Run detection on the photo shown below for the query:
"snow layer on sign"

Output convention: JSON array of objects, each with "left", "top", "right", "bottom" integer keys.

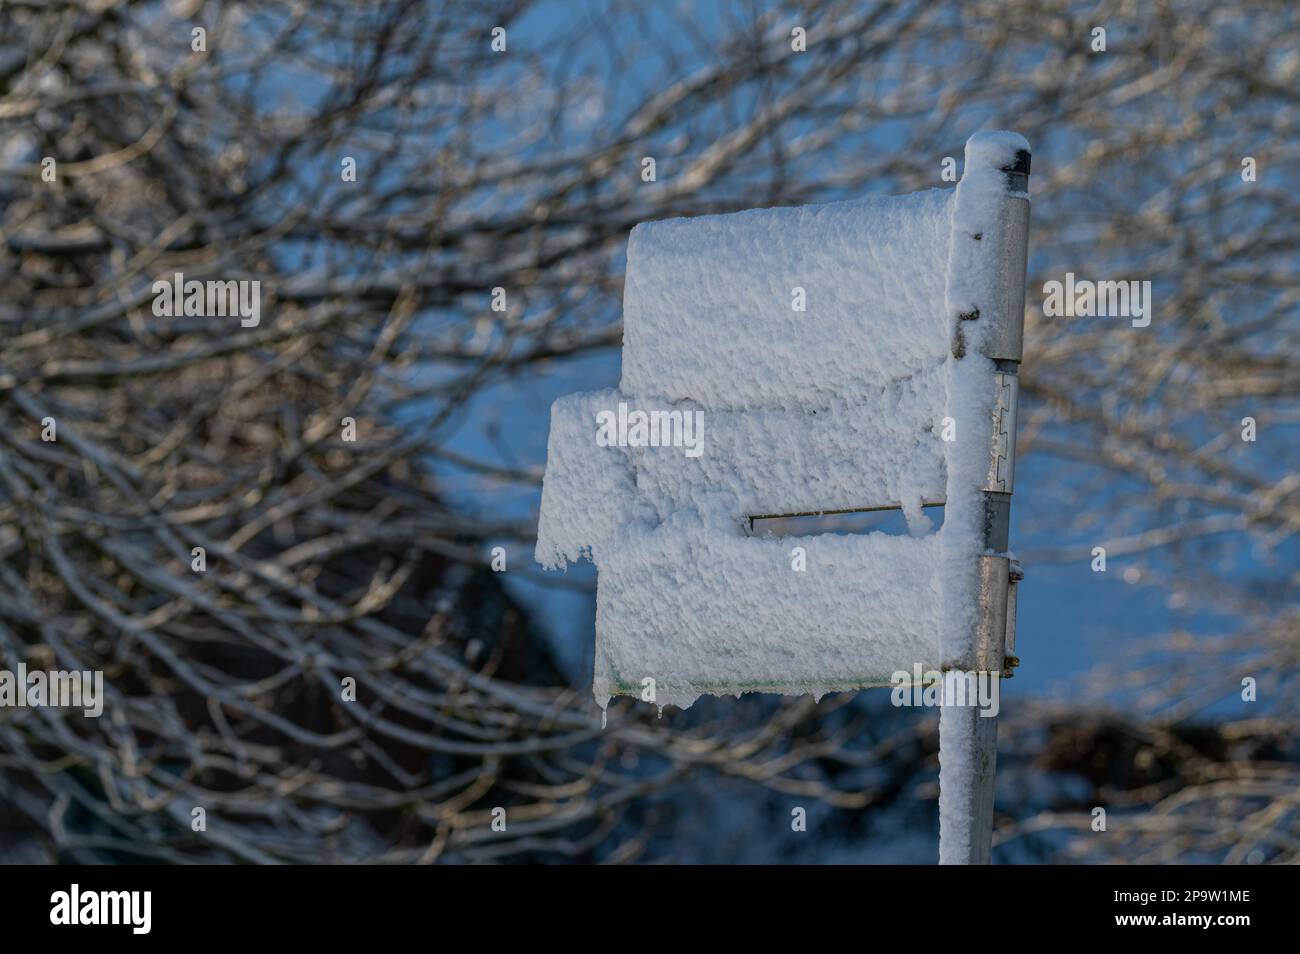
[
  {"left": 631, "top": 367, "right": 947, "bottom": 523},
  {"left": 620, "top": 189, "right": 955, "bottom": 411},
  {"left": 594, "top": 514, "right": 944, "bottom": 711},
  {"left": 534, "top": 131, "right": 1030, "bottom": 710},
  {"left": 534, "top": 390, "right": 639, "bottom": 570}
]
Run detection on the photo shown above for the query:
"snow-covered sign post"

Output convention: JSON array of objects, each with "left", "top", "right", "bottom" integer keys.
[{"left": 536, "top": 132, "right": 1031, "bottom": 864}]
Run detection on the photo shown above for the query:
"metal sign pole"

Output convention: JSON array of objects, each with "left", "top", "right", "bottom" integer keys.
[
  {"left": 939, "top": 145, "right": 1031, "bottom": 865},
  {"left": 536, "top": 131, "right": 1033, "bottom": 865}
]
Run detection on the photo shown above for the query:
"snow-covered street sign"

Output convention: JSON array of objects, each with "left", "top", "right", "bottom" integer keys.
[{"left": 536, "top": 132, "right": 1031, "bottom": 863}]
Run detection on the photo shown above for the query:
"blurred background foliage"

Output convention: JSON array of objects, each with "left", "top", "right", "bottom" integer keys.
[{"left": 0, "top": 0, "right": 1295, "bottom": 862}]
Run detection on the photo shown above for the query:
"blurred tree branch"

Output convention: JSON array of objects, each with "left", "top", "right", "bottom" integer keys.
[{"left": 0, "top": 0, "right": 1295, "bottom": 862}]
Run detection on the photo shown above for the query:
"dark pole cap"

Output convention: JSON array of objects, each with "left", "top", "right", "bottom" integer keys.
[
  {"left": 1001, "top": 149, "right": 1031, "bottom": 192},
  {"left": 1002, "top": 149, "right": 1032, "bottom": 175}
]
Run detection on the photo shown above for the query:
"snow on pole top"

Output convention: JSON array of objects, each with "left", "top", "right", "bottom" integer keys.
[
  {"left": 536, "top": 133, "right": 1030, "bottom": 711},
  {"left": 962, "top": 130, "right": 1031, "bottom": 176}
]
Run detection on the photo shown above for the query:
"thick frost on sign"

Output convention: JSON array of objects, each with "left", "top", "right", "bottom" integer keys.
[{"left": 536, "top": 132, "right": 1030, "bottom": 711}]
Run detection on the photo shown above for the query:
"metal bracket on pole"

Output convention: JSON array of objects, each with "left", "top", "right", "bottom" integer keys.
[
  {"left": 1004, "top": 558, "right": 1023, "bottom": 673},
  {"left": 940, "top": 143, "right": 1030, "bottom": 865}
]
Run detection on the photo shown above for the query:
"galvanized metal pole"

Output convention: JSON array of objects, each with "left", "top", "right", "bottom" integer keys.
[{"left": 938, "top": 143, "right": 1031, "bottom": 865}]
